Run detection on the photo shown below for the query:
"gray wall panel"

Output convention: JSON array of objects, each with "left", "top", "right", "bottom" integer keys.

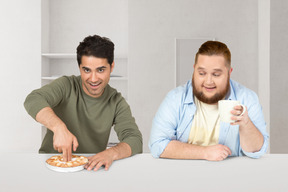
[{"left": 270, "top": 0, "right": 288, "bottom": 153}]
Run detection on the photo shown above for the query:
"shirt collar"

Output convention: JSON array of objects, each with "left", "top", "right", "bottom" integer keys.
[
  {"left": 225, "top": 79, "right": 236, "bottom": 100},
  {"left": 184, "top": 80, "right": 194, "bottom": 104}
]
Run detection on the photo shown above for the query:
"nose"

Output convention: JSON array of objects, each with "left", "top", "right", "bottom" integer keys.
[
  {"left": 205, "top": 74, "right": 214, "bottom": 85},
  {"left": 90, "top": 72, "right": 99, "bottom": 82}
]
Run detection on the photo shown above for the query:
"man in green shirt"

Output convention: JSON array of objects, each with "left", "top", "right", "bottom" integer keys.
[{"left": 24, "top": 35, "right": 143, "bottom": 171}]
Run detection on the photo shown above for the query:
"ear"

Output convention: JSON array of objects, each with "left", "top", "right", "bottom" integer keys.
[
  {"left": 110, "top": 62, "right": 115, "bottom": 73},
  {"left": 229, "top": 67, "right": 233, "bottom": 75}
]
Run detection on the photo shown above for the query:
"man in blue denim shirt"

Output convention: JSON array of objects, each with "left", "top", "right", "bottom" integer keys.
[{"left": 149, "top": 41, "right": 269, "bottom": 161}]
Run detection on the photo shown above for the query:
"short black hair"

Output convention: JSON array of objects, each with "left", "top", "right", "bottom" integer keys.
[{"left": 76, "top": 35, "right": 114, "bottom": 66}]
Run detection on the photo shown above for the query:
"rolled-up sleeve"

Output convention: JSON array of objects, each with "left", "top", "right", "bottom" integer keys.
[
  {"left": 149, "top": 91, "right": 179, "bottom": 158},
  {"left": 241, "top": 92, "right": 269, "bottom": 158}
]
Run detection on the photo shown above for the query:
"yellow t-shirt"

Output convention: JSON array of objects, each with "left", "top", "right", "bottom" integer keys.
[{"left": 188, "top": 97, "right": 220, "bottom": 146}]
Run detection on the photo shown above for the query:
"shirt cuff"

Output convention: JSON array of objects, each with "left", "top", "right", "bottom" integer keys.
[
  {"left": 149, "top": 139, "right": 171, "bottom": 158},
  {"left": 122, "top": 137, "right": 143, "bottom": 156},
  {"left": 242, "top": 137, "right": 269, "bottom": 158}
]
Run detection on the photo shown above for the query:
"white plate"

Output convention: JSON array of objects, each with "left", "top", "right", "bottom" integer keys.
[{"left": 46, "top": 162, "right": 86, "bottom": 172}]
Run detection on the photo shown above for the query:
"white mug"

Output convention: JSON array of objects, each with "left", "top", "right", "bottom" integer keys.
[{"left": 218, "top": 100, "right": 246, "bottom": 123}]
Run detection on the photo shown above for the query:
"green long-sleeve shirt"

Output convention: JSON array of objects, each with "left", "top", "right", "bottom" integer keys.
[{"left": 24, "top": 75, "right": 142, "bottom": 155}]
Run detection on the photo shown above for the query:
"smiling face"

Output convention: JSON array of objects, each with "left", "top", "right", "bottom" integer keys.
[
  {"left": 192, "top": 54, "right": 232, "bottom": 104},
  {"left": 79, "top": 55, "right": 114, "bottom": 98}
]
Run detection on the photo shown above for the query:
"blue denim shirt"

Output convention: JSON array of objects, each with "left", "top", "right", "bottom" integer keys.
[{"left": 149, "top": 79, "right": 269, "bottom": 158}]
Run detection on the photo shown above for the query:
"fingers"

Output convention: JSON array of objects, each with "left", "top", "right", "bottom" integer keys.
[
  {"left": 206, "top": 145, "right": 231, "bottom": 161},
  {"left": 73, "top": 137, "right": 79, "bottom": 152},
  {"left": 233, "top": 105, "right": 243, "bottom": 111},
  {"left": 67, "top": 147, "right": 72, "bottom": 161},
  {"left": 224, "top": 146, "right": 232, "bottom": 155},
  {"left": 62, "top": 146, "right": 72, "bottom": 162},
  {"left": 104, "top": 163, "right": 110, "bottom": 171},
  {"left": 63, "top": 149, "right": 68, "bottom": 162},
  {"left": 54, "top": 144, "right": 61, "bottom": 153},
  {"left": 84, "top": 156, "right": 97, "bottom": 171},
  {"left": 85, "top": 160, "right": 97, "bottom": 171},
  {"left": 52, "top": 131, "right": 78, "bottom": 161},
  {"left": 54, "top": 146, "right": 61, "bottom": 153},
  {"left": 231, "top": 105, "right": 246, "bottom": 117},
  {"left": 85, "top": 156, "right": 112, "bottom": 171},
  {"left": 220, "top": 152, "right": 228, "bottom": 160},
  {"left": 85, "top": 159, "right": 105, "bottom": 171},
  {"left": 230, "top": 111, "right": 245, "bottom": 125},
  {"left": 94, "top": 161, "right": 105, "bottom": 171},
  {"left": 220, "top": 146, "right": 231, "bottom": 160},
  {"left": 231, "top": 109, "right": 243, "bottom": 116},
  {"left": 214, "top": 145, "right": 231, "bottom": 161},
  {"left": 95, "top": 161, "right": 111, "bottom": 171}
]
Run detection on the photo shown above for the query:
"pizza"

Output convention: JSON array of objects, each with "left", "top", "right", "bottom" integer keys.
[{"left": 46, "top": 155, "right": 88, "bottom": 168}]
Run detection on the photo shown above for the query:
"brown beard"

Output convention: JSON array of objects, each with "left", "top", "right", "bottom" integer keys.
[{"left": 192, "top": 74, "right": 230, "bottom": 104}]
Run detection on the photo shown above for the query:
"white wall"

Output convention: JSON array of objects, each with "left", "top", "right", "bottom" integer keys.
[
  {"left": 2, "top": 0, "right": 284, "bottom": 154},
  {"left": 0, "top": 0, "right": 41, "bottom": 152},
  {"left": 48, "top": 0, "right": 128, "bottom": 56},
  {"left": 0, "top": 0, "right": 129, "bottom": 152},
  {"left": 128, "top": 0, "right": 259, "bottom": 152}
]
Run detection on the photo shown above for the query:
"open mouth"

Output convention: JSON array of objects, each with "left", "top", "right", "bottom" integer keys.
[
  {"left": 89, "top": 82, "right": 101, "bottom": 88},
  {"left": 203, "top": 86, "right": 216, "bottom": 92}
]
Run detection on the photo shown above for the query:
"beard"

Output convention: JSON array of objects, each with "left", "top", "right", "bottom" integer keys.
[{"left": 192, "top": 74, "right": 230, "bottom": 104}]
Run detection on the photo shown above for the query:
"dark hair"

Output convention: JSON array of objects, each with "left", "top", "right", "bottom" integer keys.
[
  {"left": 195, "top": 41, "right": 231, "bottom": 67},
  {"left": 76, "top": 35, "right": 114, "bottom": 66}
]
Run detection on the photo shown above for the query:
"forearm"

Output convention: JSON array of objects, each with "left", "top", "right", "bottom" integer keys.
[
  {"left": 160, "top": 140, "right": 206, "bottom": 159},
  {"left": 35, "top": 107, "right": 67, "bottom": 132},
  {"left": 239, "top": 119, "right": 264, "bottom": 152},
  {"left": 107, "top": 142, "right": 132, "bottom": 161}
]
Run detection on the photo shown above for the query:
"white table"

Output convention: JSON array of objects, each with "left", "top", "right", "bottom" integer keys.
[{"left": 0, "top": 153, "right": 287, "bottom": 192}]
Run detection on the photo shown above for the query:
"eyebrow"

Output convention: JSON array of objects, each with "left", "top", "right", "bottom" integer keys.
[
  {"left": 197, "top": 67, "right": 223, "bottom": 72},
  {"left": 97, "top": 66, "right": 107, "bottom": 70},
  {"left": 82, "top": 66, "right": 90, "bottom": 70},
  {"left": 82, "top": 66, "right": 107, "bottom": 70}
]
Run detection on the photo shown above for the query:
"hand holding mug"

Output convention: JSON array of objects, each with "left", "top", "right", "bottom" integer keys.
[
  {"left": 230, "top": 105, "right": 249, "bottom": 126},
  {"left": 218, "top": 100, "right": 247, "bottom": 125}
]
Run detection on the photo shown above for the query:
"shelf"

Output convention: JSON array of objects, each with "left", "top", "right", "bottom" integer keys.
[
  {"left": 42, "top": 53, "right": 76, "bottom": 58},
  {"left": 41, "top": 76, "right": 59, "bottom": 80},
  {"left": 42, "top": 76, "right": 128, "bottom": 80},
  {"left": 110, "top": 77, "right": 128, "bottom": 80},
  {"left": 42, "top": 53, "right": 127, "bottom": 60}
]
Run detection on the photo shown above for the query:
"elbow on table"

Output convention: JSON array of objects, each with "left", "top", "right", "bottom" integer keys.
[
  {"left": 148, "top": 140, "right": 167, "bottom": 159},
  {"left": 149, "top": 148, "right": 160, "bottom": 159},
  {"left": 242, "top": 138, "right": 269, "bottom": 159}
]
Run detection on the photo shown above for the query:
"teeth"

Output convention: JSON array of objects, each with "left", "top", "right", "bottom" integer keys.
[{"left": 90, "top": 82, "right": 100, "bottom": 86}]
